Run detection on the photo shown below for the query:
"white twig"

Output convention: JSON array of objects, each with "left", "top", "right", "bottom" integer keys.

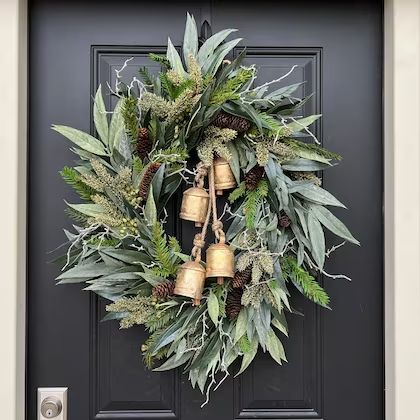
[{"left": 326, "top": 241, "right": 346, "bottom": 258}]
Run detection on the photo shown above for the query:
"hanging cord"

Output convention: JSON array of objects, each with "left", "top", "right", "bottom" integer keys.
[
  {"left": 192, "top": 162, "right": 212, "bottom": 262},
  {"left": 209, "top": 163, "right": 225, "bottom": 244},
  {"left": 191, "top": 161, "right": 226, "bottom": 262}
]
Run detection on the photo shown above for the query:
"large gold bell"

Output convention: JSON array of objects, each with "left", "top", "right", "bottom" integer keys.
[
  {"left": 214, "top": 157, "right": 236, "bottom": 195},
  {"left": 174, "top": 261, "right": 206, "bottom": 305},
  {"left": 179, "top": 187, "right": 210, "bottom": 227},
  {"left": 206, "top": 243, "right": 235, "bottom": 285}
]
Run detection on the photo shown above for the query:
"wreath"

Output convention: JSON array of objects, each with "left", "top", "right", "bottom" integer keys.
[{"left": 53, "top": 14, "right": 358, "bottom": 405}]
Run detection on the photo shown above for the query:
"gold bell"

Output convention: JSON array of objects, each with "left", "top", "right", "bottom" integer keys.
[
  {"left": 179, "top": 187, "right": 210, "bottom": 227},
  {"left": 174, "top": 261, "right": 206, "bottom": 306},
  {"left": 214, "top": 157, "right": 236, "bottom": 195},
  {"left": 205, "top": 243, "right": 235, "bottom": 285}
]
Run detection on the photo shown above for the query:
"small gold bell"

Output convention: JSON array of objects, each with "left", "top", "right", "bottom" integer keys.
[
  {"left": 179, "top": 187, "right": 210, "bottom": 227},
  {"left": 206, "top": 243, "right": 235, "bottom": 285},
  {"left": 174, "top": 261, "right": 206, "bottom": 306},
  {"left": 214, "top": 157, "right": 236, "bottom": 195}
]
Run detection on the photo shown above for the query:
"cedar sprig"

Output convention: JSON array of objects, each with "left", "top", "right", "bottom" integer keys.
[
  {"left": 122, "top": 96, "right": 139, "bottom": 142},
  {"left": 284, "top": 138, "right": 342, "bottom": 161},
  {"left": 64, "top": 207, "right": 89, "bottom": 224},
  {"left": 150, "top": 222, "right": 181, "bottom": 278},
  {"left": 148, "top": 53, "right": 171, "bottom": 68},
  {"left": 60, "top": 166, "right": 96, "bottom": 201},
  {"left": 281, "top": 256, "right": 330, "bottom": 308},
  {"left": 243, "top": 179, "right": 269, "bottom": 229},
  {"left": 210, "top": 68, "right": 255, "bottom": 105},
  {"left": 142, "top": 330, "right": 168, "bottom": 369},
  {"left": 145, "top": 306, "right": 178, "bottom": 333},
  {"left": 229, "top": 181, "right": 247, "bottom": 203},
  {"left": 138, "top": 66, "right": 154, "bottom": 86},
  {"left": 160, "top": 72, "right": 195, "bottom": 100}
]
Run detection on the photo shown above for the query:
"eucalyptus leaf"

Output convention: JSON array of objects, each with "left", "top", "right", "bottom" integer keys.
[
  {"left": 226, "top": 142, "right": 241, "bottom": 183},
  {"left": 207, "top": 290, "right": 219, "bottom": 326},
  {"left": 295, "top": 184, "right": 346, "bottom": 208},
  {"left": 285, "top": 114, "right": 321, "bottom": 133},
  {"left": 166, "top": 37, "right": 186, "bottom": 77},
  {"left": 235, "top": 336, "right": 258, "bottom": 376},
  {"left": 108, "top": 98, "right": 125, "bottom": 152},
  {"left": 308, "top": 212, "right": 326, "bottom": 269},
  {"left": 309, "top": 204, "right": 359, "bottom": 245},
  {"left": 198, "top": 29, "right": 237, "bottom": 68},
  {"left": 234, "top": 309, "right": 247, "bottom": 343},
  {"left": 144, "top": 186, "right": 157, "bottom": 225},
  {"left": 52, "top": 125, "right": 107, "bottom": 156},
  {"left": 266, "top": 329, "right": 287, "bottom": 364},
  {"left": 93, "top": 85, "right": 109, "bottom": 145},
  {"left": 183, "top": 13, "right": 198, "bottom": 63}
]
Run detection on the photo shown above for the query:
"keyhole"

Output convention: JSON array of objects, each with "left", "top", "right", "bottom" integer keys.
[{"left": 46, "top": 409, "right": 53, "bottom": 417}]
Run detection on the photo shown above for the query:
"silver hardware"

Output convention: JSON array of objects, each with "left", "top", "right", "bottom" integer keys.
[
  {"left": 38, "top": 388, "right": 67, "bottom": 420},
  {"left": 41, "top": 396, "right": 62, "bottom": 418}
]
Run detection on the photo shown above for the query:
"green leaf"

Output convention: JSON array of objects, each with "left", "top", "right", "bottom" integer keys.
[
  {"left": 235, "top": 336, "right": 258, "bottom": 376},
  {"left": 226, "top": 142, "right": 241, "bottom": 184},
  {"left": 234, "top": 309, "right": 248, "bottom": 343},
  {"left": 109, "top": 99, "right": 125, "bottom": 152},
  {"left": 166, "top": 37, "right": 186, "bottom": 77},
  {"left": 285, "top": 114, "right": 321, "bottom": 133},
  {"left": 183, "top": 13, "right": 198, "bottom": 63},
  {"left": 281, "top": 158, "right": 333, "bottom": 172},
  {"left": 198, "top": 28, "right": 237, "bottom": 68},
  {"left": 101, "top": 249, "right": 149, "bottom": 264},
  {"left": 93, "top": 85, "right": 109, "bottom": 145},
  {"left": 266, "top": 329, "right": 286, "bottom": 364},
  {"left": 52, "top": 125, "right": 107, "bottom": 156},
  {"left": 310, "top": 204, "right": 359, "bottom": 245},
  {"left": 295, "top": 184, "right": 346, "bottom": 208},
  {"left": 206, "top": 38, "right": 243, "bottom": 76},
  {"left": 56, "top": 262, "right": 113, "bottom": 280},
  {"left": 144, "top": 186, "right": 157, "bottom": 225},
  {"left": 65, "top": 202, "right": 103, "bottom": 217},
  {"left": 153, "top": 352, "right": 191, "bottom": 371},
  {"left": 207, "top": 290, "right": 219, "bottom": 326},
  {"left": 308, "top": 212, "right": 325, "bottom": 269}
]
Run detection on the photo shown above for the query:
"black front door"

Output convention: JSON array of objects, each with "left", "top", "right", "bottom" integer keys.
[{"left": 28, "top": 1, "right": 383, "bottom": 419}]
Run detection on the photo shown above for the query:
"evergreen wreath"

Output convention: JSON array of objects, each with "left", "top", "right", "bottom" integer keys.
[{"left": 53, "top": 14, "right": 358, "bottom": 405}]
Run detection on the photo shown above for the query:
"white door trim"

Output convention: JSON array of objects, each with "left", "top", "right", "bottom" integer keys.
[{"left": 1, "top": 1, "right": 419, "bottom": 419}]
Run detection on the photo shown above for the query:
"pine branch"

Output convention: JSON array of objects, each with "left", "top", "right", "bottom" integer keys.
[
  {"left": 122, "top": 96, "right": 139, "bottom": 142},
  {"left": 149, "top": 53, "right": 171, "bottom": 68},
  {"left": 229, "top": 181, "right": 247, "bottom": 203},
  {"left": 138, "top": 66, "right": 154, "bottom": 86},
  {"left": 60, "top": 166, "right": 96, "bottom": 201},
  {"left": 281, "top": 256, "right": 330, "bottom": 308},
  {"left": 284, "top": 138, "right": 342, "bottom": 161}
]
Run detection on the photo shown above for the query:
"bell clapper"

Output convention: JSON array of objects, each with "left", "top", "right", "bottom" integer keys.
[
  {"left": 217, "top": 277, "right": 224, "bottom": 285},
  {"left": 216, "top": 190, "right": 223, "bottom": 196},
  {"left": 195, "top": 222, "right": 203, "bottom": 228}
]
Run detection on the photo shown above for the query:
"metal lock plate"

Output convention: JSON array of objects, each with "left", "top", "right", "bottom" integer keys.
[{"left": 38, "top": 388, "right": 67, "bottom": 420}]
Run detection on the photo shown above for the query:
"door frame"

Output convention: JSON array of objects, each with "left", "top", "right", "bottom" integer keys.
[{"left": 1, "top": 0, "right": 418, "bottom": 419}]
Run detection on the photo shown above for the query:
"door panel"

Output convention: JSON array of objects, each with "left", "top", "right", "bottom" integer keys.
[{"left": 28, "top": 1, "right": 383, "bottom": 419}]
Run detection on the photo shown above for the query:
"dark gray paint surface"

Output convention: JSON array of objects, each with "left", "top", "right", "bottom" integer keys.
[{"left": 28, "top": 1, "right": 383, "bottom": 419}]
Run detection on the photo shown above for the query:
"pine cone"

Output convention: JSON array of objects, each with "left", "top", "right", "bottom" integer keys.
[
  {"left": 279, "top": 211, "right": 292, "bottom": 228},
  {"left": 138, "top": 162, "right": 161, "bottom": 201},
  {"left": 152, "top": 281, "right": 175, "bottom": 299},
  {"left": 136, "top": 127, "right": 152, "bottom": 161},
  {"left": 226, "top": 288, "right": 243, "bottom": 320},
  {"left": 245, "top": 166, "right": 265, "bottom": 190},
  {"left": 213, "top": 111, "right": 251, "bottom": 133},
  {"left": 232, "top": 266, "right": 252, "bottom": 289}
]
